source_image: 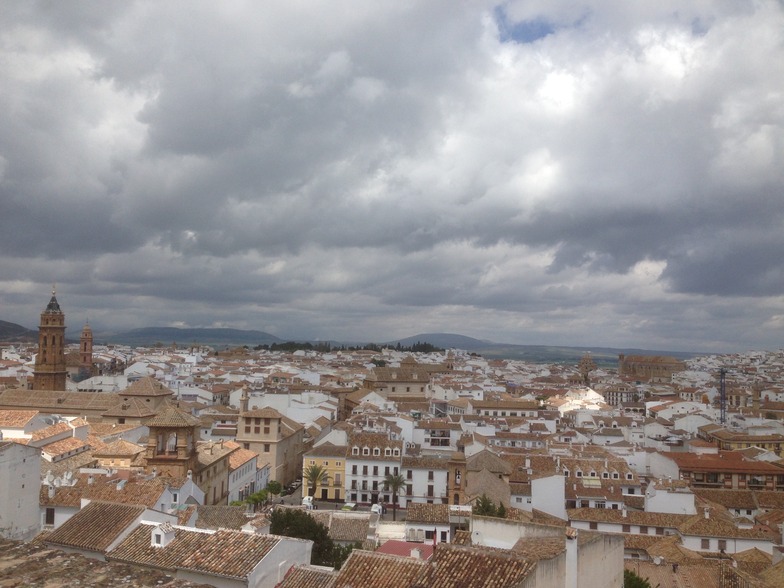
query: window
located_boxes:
[263,443,270,453]
[373,466,378,476]
[701,538,710,549]
[656,527,664,535]
[352,465,358,475]
[352,447,359,456]
[595,501,605,509]
[363,465,368,475]
[576,471,583,478]
[407,470,413,480]
[427,485,434,497]
[718,540,727,552]
[428,471,434,481]
[622,524,631,533]
[639,526,648,534]
[626,473,633,480]
[563,470,569,477]
[589,522,598,530]
[407,484,413,496]
[393,448,400,456]
[373,448,380,456]
[363,448,370,456]
[45,508,55,526]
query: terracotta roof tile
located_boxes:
[278,564,338,588]
[333,550,427,588]
[45,501,144,553]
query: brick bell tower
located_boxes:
[80,320,94,377]
[33,287,68,391]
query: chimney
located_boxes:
[525,457,531,469]
[88,474,94,485]
[704,507,710,519]
[410,547,421,559]
[622,507,627,518]
[48,485,55,499]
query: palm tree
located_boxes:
[383,473,407,521]
[303,463,329,498]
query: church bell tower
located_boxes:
[33,287,68,391]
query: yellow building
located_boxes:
[302,442,346,501]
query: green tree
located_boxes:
[472,494,498,517]
[472,494,507,518]
[270,509,354,568]
[266,480,283,496]
[245,489,268,512]
[383,473,407,521]
[623,569,652,588]
[303,464,329,498]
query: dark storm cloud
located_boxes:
[1,1,783,351]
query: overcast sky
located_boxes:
[2,1,783,352]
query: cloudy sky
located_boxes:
[2,1,783,352]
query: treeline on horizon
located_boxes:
[252,340,445,354]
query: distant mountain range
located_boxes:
[0,321,700,364]
[0,320,37,343]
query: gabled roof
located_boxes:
[45,501,144,553]
[109,524,284,580]
[122,377,174,397]
[416,543,535,588]
[332,550,427,588]
[278,564,338,588]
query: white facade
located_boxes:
[399,464,448,508]
[346,453,403,505]
[0,442,41,540]
[531,474,567,520]
[644,481,696,515]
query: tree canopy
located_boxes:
[270,508,356,569]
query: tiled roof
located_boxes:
[102,397,158,418]
[305,442,347,458]
[40,473,180,508]
[466,449,512,475]
[0,409,38,427]
[109,524,283,580]
[624,560,721,588]
[416,543,535,588]
[122,377,175,397]
[511,536,565,560]
[194,505,251,530]
[567,507,691,529]
[179,529,282,579]
[45,501,143,553]
[332,550,427,588]
[278,564,338,588]
[227,445,257,470]
[405,503,450,524]
[144,404,201,428]
[375,540,435,560]
[93,439,145,457]
[41,436,89,458]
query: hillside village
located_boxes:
[2,296,784,586]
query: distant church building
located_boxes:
[33,289,67,391]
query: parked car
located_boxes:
[302,496,314,509]
[341,502,358,511]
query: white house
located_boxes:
[0,441,41,540]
